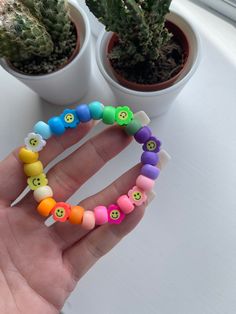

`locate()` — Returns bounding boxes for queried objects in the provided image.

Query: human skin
[0,122,161,313]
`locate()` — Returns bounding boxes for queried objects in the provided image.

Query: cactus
[0,0,76,74]
[86,0,183,84]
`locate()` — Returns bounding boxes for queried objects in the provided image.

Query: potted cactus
[86,0,201,117]
[0,0,91,105]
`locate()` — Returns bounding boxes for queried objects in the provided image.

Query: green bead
[125,119,142,135]
[102,106,116,125]
[115,106,133,126]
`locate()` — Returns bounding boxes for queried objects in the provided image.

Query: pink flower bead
[107,204,125,224]
[94,206,108,225]
[82,211,95,230]
[136,175,155,191]
[117,195,135,214]
[128,186,147,206]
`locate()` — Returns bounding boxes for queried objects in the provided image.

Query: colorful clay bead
[24,161,43,177]
[24,133,46,152]
[143,136,161,153]
[88,101,104,120]
[117,195,135,214]
[37,197,56,217]
[60,109,79,128]
[51,202,71,222]
[102,106,116,125]
[107,204,125,224]
[128,186,147,206]
[69,206,84,224]
[48,117,66,136]
[115,106,133,126]
[125,118,142,136]
[27,173,48,190]
[94,206,108,225]
[136,175,155,191]
[141,164,160,180]
[141,151,159,166]
[134,126,152,144]
[33,121,52,140]
[19,147,39,164]
[76,104,91,122]
[33,186,53,203]
[81,210,96,230]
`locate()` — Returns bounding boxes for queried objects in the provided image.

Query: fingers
[0,122,94,205]
[22,126,132,206]
[51,149,170,250]
[63,204,146,281]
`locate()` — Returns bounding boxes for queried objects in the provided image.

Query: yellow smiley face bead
[19,147,39,164]
[27,173,48,190]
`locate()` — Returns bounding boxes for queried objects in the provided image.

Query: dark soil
[110,37,185,85]
[11,22,77,76]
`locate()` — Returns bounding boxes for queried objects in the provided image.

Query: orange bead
[69,206,85,224]
[37,198,56,217]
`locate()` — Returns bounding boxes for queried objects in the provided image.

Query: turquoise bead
[88,101,104,120]
[33,121,52,140]
[48,117,66,136]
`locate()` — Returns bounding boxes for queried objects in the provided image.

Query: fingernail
[44,215,56,227]
[158,149,171,170]
[134,111,151,126]
[147,190,157,204]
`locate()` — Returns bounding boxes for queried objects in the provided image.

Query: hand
[0,122,163,313]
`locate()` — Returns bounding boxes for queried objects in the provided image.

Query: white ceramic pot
[96,11,201,117]
[0,0,91,106]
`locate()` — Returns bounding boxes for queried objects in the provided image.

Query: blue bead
[88,101,104,120]
[48,117,66,136]
[33,121,52,140]
[60,109,79,128]
[76,104,91,122]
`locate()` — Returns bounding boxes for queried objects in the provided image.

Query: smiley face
[143,136,161,153]
[61,109,79,128]
[115,106,133,126]
[51,202,71,222]
[27,173,48,190]
[29,138,39,147]
[132,191,142,201]
[110,209,120,221]
[64,113,75,124]
[146,140,157,151]
[107,204,125,224]
[25,133,46,152]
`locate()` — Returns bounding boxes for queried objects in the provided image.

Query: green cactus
[86,0,172,65]
[86,0,183,84]
[0,0,76,74]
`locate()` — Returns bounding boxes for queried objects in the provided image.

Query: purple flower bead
[134,126,152,144]
[143,136,161,153]
[141,152,159,166]
[141,164,160,180]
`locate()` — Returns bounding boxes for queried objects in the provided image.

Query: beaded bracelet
[18,102,162,229]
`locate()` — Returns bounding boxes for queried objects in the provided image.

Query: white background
[0,1,236,313]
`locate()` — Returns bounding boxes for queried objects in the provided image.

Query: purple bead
[141,152,159,166]
[134,126,152,144]
[142,136,161,153]
[141,164,160,180]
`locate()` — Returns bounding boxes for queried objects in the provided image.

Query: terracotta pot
[107,21,190,92]
[0,0,92,106]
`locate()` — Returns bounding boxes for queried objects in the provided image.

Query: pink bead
[81,211,95,230]
[94,206,108,225]
[117,195,135,214]
[136,175,155,191]
[128,186,147,206]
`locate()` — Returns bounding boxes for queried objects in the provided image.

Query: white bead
[134,111,151,126]
[158,149,171,170]
[33,186,53,203]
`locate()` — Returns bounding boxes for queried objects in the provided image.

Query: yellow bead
[19,147,39,164]
[24,161,43,177]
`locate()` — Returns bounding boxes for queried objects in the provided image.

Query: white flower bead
[24,132,46,152]
[33,186,53,203]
